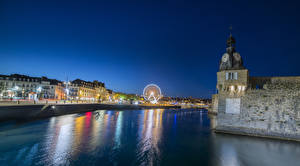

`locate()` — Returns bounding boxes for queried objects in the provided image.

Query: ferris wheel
[143,84,162,104]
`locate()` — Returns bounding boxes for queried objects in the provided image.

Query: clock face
[222,53,229,62]
[233,53,241,61]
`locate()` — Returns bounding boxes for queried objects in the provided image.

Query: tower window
[234,72,238,80]
[226,72,238,80]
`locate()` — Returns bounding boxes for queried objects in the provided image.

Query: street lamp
[64,81,70,100]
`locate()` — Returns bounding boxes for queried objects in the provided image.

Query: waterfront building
[106,89,114,102]
[0,74,41,100]
[69,79,106,101]
[40,77,65,100]
[0,74,108,102]
[93,80,107,102]
[69,79,95,101]
[0,74,66,100]
[211,33,300,140]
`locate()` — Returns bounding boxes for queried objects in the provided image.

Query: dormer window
[226,72,238,80]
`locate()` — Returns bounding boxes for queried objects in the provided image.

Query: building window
[234,72,238,80]
[226,72,238,80]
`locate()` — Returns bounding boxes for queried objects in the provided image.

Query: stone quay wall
[208,94,218,115]
[215,77,300,141]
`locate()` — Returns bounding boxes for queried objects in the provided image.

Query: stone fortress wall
[215,76,300,140]
[212,33,300,141]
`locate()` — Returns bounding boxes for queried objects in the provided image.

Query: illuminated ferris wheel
[143,84,162,104]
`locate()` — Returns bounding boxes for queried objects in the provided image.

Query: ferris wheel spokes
[143,84,162,104]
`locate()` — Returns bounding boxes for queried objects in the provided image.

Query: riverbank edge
[214,126,300,142]
[0,104,181,121]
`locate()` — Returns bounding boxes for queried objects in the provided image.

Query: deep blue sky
[1,0,300,98]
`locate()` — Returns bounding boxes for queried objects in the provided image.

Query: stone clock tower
[211,31,300,140]
[219,33,244,71]
[212,33,249,115]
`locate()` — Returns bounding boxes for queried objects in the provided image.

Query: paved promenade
[0,101,181,121]
[0,100,116,106]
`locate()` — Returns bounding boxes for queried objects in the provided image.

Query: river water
[0,109,299,166]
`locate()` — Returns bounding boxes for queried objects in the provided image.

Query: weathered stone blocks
[213,78,300,141]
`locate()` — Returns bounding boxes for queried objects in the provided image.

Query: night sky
[1,0,300,98]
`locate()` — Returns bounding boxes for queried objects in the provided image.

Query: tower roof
[219,30,245,71]
[226,34,236,48]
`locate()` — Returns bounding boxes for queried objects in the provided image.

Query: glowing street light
[37,86,42,93]
[65,88,70,95]
[64,81,71,100]
[13,86,19,91]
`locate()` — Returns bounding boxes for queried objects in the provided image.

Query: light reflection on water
[0,109,299,166]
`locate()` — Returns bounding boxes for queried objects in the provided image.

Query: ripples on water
[0,109,300,166]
